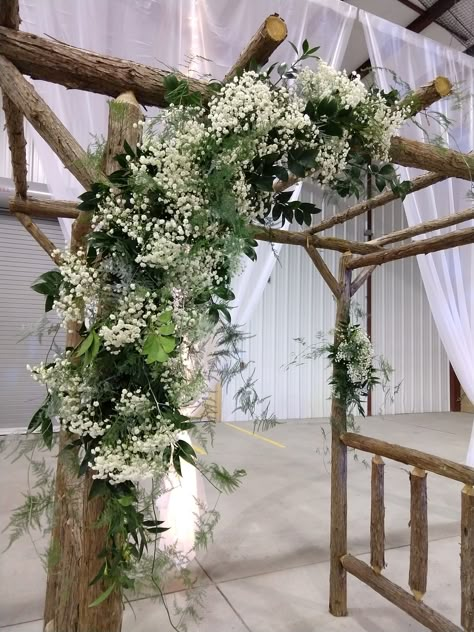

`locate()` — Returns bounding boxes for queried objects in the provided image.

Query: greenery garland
[26,44,410,603]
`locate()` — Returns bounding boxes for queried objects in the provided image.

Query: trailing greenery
[24,42,413,611]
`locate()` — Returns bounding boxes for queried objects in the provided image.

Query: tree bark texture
[44,92,142,632]
[224,14,287,81]
[370,456,385,574]
[461,485,474,632]
[342,432,474,486]
[346,227,474,269]
[342,554,462,632]
[329,257,351,616]
[409,467,428,601]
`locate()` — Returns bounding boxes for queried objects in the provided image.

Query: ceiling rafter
[357,0,462,75]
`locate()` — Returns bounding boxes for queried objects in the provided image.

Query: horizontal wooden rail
[341,555,462,632]
[341,432,474,486]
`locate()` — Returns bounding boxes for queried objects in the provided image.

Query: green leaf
[273,166,288,181]
[32,270,62,296]
[379,164,395,176]
[45,295,55,313]
[375,175,386,192]
[158,311,172,324]
[28,407,46,433]
[317,97,338,118]
[89,562,107,587]
[41,413,53,450]
[288,41,298,55]
[294,208,304,225]
[76,331,94,357]
[158,322,175,336]
[287,159,306,178]
[159,335,176,354]
[302,39,309,54]
[88,582,116,608]
[142,333,169,364]
[117,496,134,507]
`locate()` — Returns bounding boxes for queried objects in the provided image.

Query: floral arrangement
[27,45,409,601]
[327,321,379,416]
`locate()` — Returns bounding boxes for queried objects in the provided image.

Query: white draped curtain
[360,11,474,462]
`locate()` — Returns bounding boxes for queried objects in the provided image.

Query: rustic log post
[461,485,474,632]
[370,455,385,574]
[351,266,377,297]
[329,255,352,616]
[44,92,141,632]
[342,554,463,632]
[409,467,428,601]
[224,14,287,81]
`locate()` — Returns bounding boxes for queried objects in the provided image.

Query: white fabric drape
[17,0,356,556]
[360,11,474,462]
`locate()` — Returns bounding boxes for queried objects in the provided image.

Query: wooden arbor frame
[1,2,474,631]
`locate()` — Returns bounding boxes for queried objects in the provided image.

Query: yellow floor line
[224,422,286,448]
[192,444,207,456]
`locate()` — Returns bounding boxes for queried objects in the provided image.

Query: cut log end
[434,76,452,97]
[412,589,425,602]
[264,15,287,42]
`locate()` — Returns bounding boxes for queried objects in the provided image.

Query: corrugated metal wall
[0,210,65,431]
[371,200,450,414]
[222,186,450,421]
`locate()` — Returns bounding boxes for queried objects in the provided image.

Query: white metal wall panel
[371,200,450,414]
[222,189,450,421]
[0,210,64,431]
[222,184,366,421]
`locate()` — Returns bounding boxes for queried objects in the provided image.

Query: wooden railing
[336,432,474,632]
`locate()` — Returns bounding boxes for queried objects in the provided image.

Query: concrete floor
[0,412,472,631]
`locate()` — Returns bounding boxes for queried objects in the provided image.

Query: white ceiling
[342,0,466,71]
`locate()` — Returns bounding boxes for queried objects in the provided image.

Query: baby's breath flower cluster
[30,63,406,486]
[27,57,409,599]
[329,322,378,411]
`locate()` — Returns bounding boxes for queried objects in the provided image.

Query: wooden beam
[409,467,428,601]
[0,55,101,190]
[329,256,352,617]
[0,26,209,109]
[346,226,474,269]
[13,210,61,262]
[342,555,462,632]
[225,15,287,82]
[370,455,385,574]
[370,207,474,246]
[341,432,474,486]
[461,485,474,632]
[390,137,474,182]
[306,173,447,236]
[252,226,384,255]
[101,91,142,172]
[1,0,61,263]
[398,76,452,118]
[351,266,377,296]
[303,245,341,298]
[10,197,79,219]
